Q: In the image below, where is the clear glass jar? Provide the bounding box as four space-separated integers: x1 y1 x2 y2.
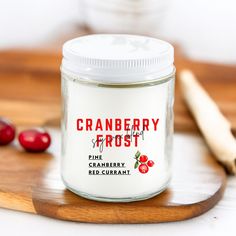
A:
61 34 175 202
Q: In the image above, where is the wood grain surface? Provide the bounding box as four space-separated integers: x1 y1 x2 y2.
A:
0 49 236 132
0 49 234 223
0 129 226 223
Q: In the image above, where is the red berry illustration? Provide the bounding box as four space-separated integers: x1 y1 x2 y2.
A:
0 117 16 145
139 155 148 163
18 128 51 152
138 164 149 174
147 160 155 167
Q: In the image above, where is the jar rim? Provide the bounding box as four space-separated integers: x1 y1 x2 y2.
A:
61 67 176 88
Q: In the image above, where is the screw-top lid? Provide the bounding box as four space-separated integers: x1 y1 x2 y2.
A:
62 34 174 84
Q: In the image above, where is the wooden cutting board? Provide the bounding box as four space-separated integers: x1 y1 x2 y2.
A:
0 129 226 223
0 49 236 132
0 49 234 223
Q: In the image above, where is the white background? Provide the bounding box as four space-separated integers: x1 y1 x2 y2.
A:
0 0 236 235
0 0 236 64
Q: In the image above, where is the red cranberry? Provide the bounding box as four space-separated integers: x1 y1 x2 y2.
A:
18 128 51 152
147 160 155 167
0 117 16 145
139 155 148 163
138 164 149 174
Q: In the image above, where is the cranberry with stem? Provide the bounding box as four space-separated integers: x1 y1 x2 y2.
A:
139 155 148 163
18 128 51 152
0 117 16 145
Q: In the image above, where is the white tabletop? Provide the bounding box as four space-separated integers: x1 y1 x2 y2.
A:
0 0 236 235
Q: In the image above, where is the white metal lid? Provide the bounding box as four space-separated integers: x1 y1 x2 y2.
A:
62 34 174 83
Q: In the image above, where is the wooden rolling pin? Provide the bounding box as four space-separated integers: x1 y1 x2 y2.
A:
179 70 236 175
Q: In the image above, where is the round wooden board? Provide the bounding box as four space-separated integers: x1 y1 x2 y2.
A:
0 129 226 224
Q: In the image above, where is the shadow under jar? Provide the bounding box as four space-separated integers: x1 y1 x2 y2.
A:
61 34 175 202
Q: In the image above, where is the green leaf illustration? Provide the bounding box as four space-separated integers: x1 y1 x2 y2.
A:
135 151 141 159
134 160 139 169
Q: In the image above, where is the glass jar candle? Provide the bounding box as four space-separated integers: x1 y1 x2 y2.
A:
61 34 175 202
